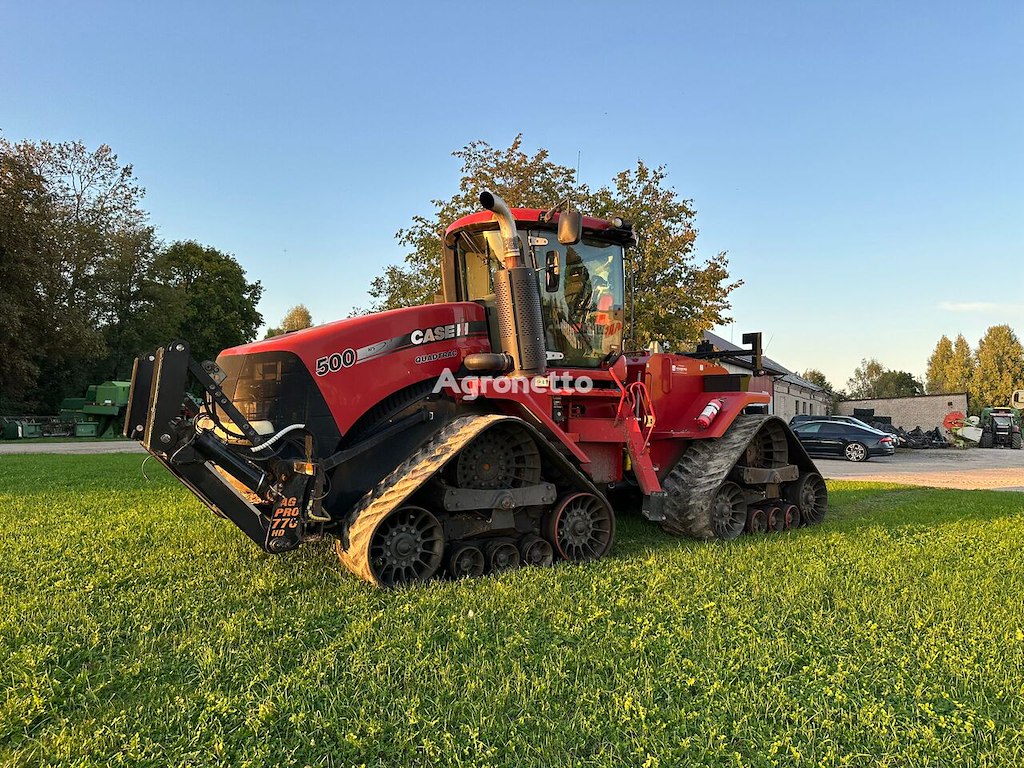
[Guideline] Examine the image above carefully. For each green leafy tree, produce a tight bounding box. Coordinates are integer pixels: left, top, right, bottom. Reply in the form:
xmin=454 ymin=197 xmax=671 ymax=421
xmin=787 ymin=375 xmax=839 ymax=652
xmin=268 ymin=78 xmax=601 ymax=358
xmin=949 ymin=334 xmax=976 ymax=393
xmin=1 ymin=137 xmax=262 ymax=409
xmin=925 ymin=335 xmax=954 ymax=393
xmin=365 ymin=135 xmax=582 ymax=312
xmin=265 ymin=304 xmax=313 ymax=338
xmin=153 ymin=241 xmax=263 ymax=363
xmin=0 ymin=147 xmax=52 ymax=411
xmin=846 ymin=358 xmax=923 ymax=398
xmin=92 ymin=225 xmax=177 ymax=380
xmin=873 ymin=370 xmax=925 ymax=398
xmin=970 ymin=325 xmax=1024 ymax=409
xmin=846 ymin=358 xmax=885 ymax=399
xmin=363 ymin=136 xmax=739 ymax=350
xmin=0 ymin=139 xmax=149 ymax=409
xmin=801 ymin=368 xmax=842 ymax=413
xmin=589 ymin=161 xmax=739 ymax=349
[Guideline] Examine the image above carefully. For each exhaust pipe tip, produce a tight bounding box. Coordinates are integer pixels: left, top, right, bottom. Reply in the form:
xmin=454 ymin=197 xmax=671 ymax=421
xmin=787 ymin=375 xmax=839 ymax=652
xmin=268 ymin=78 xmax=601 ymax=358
xmin=479 ymin=190 xmax=496 ymax=210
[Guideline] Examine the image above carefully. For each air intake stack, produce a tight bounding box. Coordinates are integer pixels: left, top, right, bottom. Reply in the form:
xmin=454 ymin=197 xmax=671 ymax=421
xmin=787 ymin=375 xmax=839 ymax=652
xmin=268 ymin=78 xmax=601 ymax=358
xmin=479 ymin=191 xmax=547 ymax=377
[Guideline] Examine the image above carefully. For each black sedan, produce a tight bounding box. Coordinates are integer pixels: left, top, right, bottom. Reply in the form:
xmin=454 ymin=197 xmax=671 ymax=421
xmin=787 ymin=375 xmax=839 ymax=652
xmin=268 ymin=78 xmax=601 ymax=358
xmin=791 ymin=420 xmax=895 ymax=462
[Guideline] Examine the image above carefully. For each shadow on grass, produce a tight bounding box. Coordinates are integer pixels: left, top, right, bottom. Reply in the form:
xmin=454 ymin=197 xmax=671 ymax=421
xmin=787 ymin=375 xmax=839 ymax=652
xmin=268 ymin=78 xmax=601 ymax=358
xmin=603 ymin=482 xmax=1024 ymax=562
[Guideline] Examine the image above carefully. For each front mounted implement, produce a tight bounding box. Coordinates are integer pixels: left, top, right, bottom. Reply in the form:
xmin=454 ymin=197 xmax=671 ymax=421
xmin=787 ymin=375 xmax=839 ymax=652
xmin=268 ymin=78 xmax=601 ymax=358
xmin=125 ymin=341 xmax=330 ymax=554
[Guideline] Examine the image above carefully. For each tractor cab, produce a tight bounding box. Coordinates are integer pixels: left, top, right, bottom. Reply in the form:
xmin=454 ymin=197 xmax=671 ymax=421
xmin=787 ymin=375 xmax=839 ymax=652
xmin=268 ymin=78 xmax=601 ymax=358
xmin=441 ymin=207 xmax=634 ymax=368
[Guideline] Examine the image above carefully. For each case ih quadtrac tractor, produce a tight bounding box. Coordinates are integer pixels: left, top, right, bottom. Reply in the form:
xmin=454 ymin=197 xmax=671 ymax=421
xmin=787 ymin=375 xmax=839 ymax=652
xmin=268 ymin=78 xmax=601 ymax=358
xmin=126 ymin=192 xmax=827 ymax=586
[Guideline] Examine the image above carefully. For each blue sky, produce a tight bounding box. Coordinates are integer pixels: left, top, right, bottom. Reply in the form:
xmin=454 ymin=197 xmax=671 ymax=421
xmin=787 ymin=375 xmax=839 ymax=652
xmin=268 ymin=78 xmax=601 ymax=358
xmin=4 ymin=1 xmax=1022 ymax=388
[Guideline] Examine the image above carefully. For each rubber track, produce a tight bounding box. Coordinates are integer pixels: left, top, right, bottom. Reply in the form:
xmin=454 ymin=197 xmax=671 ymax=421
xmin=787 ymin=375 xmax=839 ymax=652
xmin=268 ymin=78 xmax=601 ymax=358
xmin=334 ymin=412 xmax=605 ymax=586
xmin=660 ymin=414 xmax=772 ymax=539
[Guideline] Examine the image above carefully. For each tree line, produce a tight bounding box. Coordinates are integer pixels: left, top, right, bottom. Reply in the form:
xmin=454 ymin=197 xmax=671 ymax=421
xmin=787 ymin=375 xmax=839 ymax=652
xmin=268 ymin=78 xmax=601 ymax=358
xmin=925 ymin=325 xmax=1024 ymax=411
xmin=2 ymin=134 xmax=745 ymax=416
xmin=800 ymin=325 xmax=1024 ymax=414
xmin=0 ymin=139 xmax=262 ymax=414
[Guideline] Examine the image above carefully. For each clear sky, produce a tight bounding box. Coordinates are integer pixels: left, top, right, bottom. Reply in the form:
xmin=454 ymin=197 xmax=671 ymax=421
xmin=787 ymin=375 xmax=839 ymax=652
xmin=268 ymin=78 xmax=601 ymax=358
xmin=4 ymin=1 xmax=1022 ymax=388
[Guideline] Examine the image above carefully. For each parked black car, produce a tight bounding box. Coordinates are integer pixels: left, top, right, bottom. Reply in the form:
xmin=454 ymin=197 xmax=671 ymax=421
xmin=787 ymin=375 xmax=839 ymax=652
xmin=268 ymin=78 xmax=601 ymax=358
xmin=790 ymin=420 xmax=895 ymax=462
xmin=789 ymin=414 xmax=875 ymax=430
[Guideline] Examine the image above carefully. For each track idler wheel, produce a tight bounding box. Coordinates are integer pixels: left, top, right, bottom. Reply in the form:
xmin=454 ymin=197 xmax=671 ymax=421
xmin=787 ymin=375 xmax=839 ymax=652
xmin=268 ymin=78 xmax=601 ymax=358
xmin=782 ymin=503 xmax=800 ymax=529
xmin=447 ymin=543 xmax=486 ymax=579
xmin=710 ymin=481 xmax=747 ymax=540
xmin=546 ymin=492 xmax=615 ymax=562
xmin=365 ymin=505 xmax=445 ymax=587
xmin=786 ymin=472 xmax=828 ymax=526
xmin=766 ymin=506 xmax=785 ymax=532
xmin=485 ymin=540 xmax=520 ymax=573
xmin=520 ymin=535 xmax=554 ymax=567
xmin=746 ymin=505 xmax=768 ymax=534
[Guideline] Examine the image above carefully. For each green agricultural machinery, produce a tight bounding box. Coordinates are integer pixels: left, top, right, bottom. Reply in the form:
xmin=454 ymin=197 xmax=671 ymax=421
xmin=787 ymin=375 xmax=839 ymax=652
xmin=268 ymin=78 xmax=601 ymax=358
xmin=59 ymin=381 xmax=132 ymax=437
xmin=1 ymin=380 xmax=132 ymax=440
xmin=978 ymin=405 xmax=1023 ymax=449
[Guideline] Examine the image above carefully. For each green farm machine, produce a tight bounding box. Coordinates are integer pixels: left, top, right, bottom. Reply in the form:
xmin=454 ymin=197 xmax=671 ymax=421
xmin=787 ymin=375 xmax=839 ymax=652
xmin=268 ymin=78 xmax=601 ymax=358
xmin=1 ymin=380 xmax=131 ymax=440
xmin=978 ymin=405 xmax=1023 ymax=449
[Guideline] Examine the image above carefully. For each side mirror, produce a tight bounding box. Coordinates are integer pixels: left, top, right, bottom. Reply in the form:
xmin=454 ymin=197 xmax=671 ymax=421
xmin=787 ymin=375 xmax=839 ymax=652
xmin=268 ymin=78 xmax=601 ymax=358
xmin=558 ymin=210 xmax=582 ymax=245
xmin=544 ymin=250 xmax=560 ymax=292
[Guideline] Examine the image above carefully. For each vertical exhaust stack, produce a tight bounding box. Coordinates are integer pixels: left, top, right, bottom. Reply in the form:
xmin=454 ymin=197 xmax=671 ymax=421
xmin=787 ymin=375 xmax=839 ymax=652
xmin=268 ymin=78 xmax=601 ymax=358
xmin=480 ymin=191 xmax=547 ymax=377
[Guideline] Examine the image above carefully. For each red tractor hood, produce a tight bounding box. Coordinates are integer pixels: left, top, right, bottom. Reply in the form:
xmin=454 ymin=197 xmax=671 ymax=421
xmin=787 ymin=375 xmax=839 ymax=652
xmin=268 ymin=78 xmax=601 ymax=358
xmin=218 ymin=302 xmax=491 ymax=436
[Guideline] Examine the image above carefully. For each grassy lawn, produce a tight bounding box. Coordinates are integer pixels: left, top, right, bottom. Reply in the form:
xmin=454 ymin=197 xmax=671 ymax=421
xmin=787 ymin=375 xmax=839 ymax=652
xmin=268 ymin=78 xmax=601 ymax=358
xmin=2 ymin=455 xmax=1022 ymax=767
xmin=0 ymin=436 xmax=130 ymax=445
xmin=0 ymin=438 xmax=132 ymax=444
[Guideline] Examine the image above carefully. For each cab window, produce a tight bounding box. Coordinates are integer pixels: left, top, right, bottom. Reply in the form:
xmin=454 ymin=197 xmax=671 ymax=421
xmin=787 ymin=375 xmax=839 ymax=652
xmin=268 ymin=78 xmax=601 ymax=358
xmin=530 ymin=232 xmax=625 ymax=368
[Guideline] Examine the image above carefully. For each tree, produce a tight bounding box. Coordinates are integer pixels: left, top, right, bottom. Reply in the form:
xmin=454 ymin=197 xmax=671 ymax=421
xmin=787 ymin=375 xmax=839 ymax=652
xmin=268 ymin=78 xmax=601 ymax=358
xmin=92 ymin=225 xmax=175 ymax=380
xmin=363 ymin=136 xmax=740 ymax=350
xmin=589 ymin=161 xmax=739 ymax=349
xmin=949 ymin=334 xmax=976 ymax=393
xmin=846 ymin=358 xmax=923 ymax=399
xmin=152 ymin=241 xmax=263 ymax=363
xmin=265 ymin=304 xmax=313 ymax=338
xmin=873 ymin=370 xmax=925 ymax=398
xmin=0 ymin=138 xmax=149 ymax=409
xmin=970 ymin=325 xmax=1024 ymax=409
xmin=846 ymin=358 xmax=885 ymax=399
xmin=0 ymin=147 xmax=51 ymax=411
xmin=800 ymin=369 xmax=833 ymax=390
xmin=925 ymin=335 xmax=954 ymax=393
xmin=801 ymin=368 xmax=842 ymax=414
xmin=926 ymin=333 xmax=975 ymax=395
xmin=1 ymin=137 xmax=263 ymax=411
xmin=366 ymin=135 xmax=583 ymax=312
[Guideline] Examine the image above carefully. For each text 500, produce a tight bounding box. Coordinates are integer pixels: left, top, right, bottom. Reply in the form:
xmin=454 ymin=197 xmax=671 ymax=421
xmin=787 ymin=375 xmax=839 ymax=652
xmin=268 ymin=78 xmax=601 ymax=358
xmin=315 ymin=348 xmax=356 ymax=376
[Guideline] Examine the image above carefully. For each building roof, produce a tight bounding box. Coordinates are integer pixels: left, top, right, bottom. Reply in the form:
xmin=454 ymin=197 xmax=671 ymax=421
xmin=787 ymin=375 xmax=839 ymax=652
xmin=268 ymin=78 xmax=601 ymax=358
xmin=700 ymin=331 xmax=790 ymax=377
xmin=777 ymin=371 xmax=827 ymax=393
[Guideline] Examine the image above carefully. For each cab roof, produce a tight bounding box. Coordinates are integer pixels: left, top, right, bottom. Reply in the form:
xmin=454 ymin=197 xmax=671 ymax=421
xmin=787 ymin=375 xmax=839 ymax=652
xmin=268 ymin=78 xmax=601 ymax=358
xmin=445 ymin=208 xmax=618 ymax=238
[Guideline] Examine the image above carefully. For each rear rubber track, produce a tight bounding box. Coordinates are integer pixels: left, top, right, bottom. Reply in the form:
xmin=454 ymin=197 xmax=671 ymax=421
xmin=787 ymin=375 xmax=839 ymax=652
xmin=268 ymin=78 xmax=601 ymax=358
xmin=661 ymin=414 xmax=774 ymax=539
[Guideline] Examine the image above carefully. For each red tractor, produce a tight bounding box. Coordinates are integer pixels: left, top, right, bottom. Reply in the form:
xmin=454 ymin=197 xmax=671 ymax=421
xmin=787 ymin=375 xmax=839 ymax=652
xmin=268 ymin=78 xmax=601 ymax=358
xmin=126 ymin=192 xmax=827 ymax=586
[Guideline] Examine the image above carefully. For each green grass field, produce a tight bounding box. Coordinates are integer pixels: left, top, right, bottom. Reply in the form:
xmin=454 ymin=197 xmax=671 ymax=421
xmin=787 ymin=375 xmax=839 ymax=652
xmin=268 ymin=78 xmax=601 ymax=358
xmin=0 ymin=436 xmax=130 ymax=444
xmin=2 ymin=455 xmax=1023 ymax=767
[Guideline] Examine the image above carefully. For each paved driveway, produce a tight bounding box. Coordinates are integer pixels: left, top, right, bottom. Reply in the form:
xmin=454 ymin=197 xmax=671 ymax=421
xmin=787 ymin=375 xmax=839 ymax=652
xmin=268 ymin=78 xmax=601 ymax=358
xmin=816 ymin=447 xmax=1024 ymax=491
xmin=0 ymin=440 xmax=145 ymax=455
